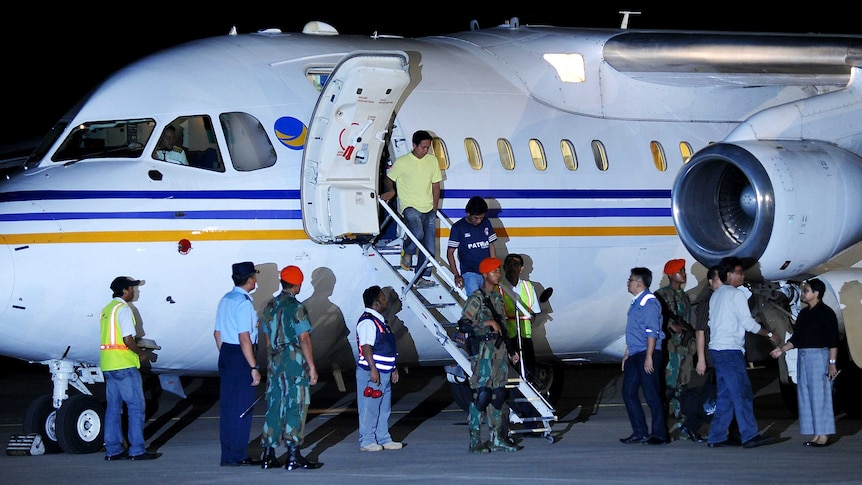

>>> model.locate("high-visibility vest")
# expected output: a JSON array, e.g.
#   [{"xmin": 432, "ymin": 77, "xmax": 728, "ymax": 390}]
[
  {"xmin": 502, "ymin": 281, "xmax": 536, "ymax": 339},
  {"xmin": 99, "ymin": 299, "xmax": 139, "ymax": 371}
]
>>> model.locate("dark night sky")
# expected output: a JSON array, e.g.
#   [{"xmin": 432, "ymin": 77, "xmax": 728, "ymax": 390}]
[{"xmin": 2, "ymin": 5, "xmax": 856, "ymax": 149}]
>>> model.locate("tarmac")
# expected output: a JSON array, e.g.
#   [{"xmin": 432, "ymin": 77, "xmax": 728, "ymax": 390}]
[{"xmin": 2, "ymin": 358, "xmax": 861, "ymax": 485}]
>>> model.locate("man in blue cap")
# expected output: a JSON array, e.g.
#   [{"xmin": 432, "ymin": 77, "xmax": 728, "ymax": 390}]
[{"xmin": 214, "ymin": 261, "xmax": 263, "ymax": 466}]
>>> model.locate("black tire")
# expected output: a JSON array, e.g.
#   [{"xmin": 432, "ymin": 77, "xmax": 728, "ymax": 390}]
[
  {"xmin": 448, "ymin": 379, "xmax": 472, "ymax": 412},
  {"xmin": 533, "ymin": 362, "xmax": 565, "ymax": 404},
  {"xmin": 55, "ymin": 394, "xmax": 105, "ymax": 454},
  {"xmin": 22, "ymin": 395, "xmax": 62, "ymax": 454}
]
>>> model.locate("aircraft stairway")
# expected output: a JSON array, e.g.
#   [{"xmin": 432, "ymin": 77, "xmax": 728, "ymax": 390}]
[{"xmin": 366, "ymin": 199, "xmax": 557, "ymax": 442}]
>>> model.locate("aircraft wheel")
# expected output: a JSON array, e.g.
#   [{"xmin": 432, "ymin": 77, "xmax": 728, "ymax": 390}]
[
  {"xmin": 447, "ymin": 377, "xmax": 472, "ymax": 412},
  {"xmin": 533, "ymin": 362, "xmax": 565, "ymax": 404},
  {"xmin": 55, "ymin": 394, "xmax": 105, "ymax": 454},
  {"xmin": 22, "ymin": 395, "xmax": 62, "ymax": 454}
]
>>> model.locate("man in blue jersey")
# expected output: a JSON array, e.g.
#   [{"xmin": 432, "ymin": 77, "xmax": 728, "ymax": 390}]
[{"xmin": 447, "ymin": 196, "xmax": 497, "ymax": 296}]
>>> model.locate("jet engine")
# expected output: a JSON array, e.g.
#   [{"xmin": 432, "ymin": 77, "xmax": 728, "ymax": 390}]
[{"xmin": 672, "ymin": 140, "xmax": 862, "ymax": 281}]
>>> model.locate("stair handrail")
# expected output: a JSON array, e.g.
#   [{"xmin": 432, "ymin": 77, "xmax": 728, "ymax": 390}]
[{"xmin": 377, "ymin": 197, "xmax": 467, "ymax": 300}]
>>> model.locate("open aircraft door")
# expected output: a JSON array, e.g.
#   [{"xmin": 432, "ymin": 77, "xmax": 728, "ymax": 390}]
[{"xmin": 301, "ymin": 51, "xmax": 411, "ymax": 244}]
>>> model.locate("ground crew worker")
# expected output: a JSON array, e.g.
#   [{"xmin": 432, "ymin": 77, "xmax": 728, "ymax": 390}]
[{"xmin": 101, "ymin": 276, "xmax": 160, "ymax": 461}]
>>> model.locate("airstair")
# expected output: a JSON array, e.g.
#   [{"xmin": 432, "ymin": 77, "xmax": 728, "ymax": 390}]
[{"xmin": 366, "ymin": 198, "xmax": 557, "ymax": 442}]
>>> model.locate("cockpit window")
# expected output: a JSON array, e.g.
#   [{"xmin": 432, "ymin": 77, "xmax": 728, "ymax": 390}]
[
  {"xmin": 219, "ymin": 112, "xmax": 276, "ymax": 172},
  {"xmin": 53, "ymin": 119, "xmax": 155, "ymax": 162},
  {"xmin": 154, "ymin": 115, "xmax": 225, "ymax": 171}
]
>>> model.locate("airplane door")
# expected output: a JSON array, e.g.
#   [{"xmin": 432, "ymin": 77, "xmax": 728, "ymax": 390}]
[{"xmin": 302, "ymin": 51, "xmax": 411, "ymax": 244}]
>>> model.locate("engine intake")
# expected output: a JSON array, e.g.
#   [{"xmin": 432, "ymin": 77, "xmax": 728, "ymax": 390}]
[{"xmin": 672, "ymin": 140, "xmax": 862, "ymax": 280}]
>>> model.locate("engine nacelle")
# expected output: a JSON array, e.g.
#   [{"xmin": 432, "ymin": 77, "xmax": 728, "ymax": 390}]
[{"xmin": 672, "ymin": 140, "xmax": 862, "ymax": 280}]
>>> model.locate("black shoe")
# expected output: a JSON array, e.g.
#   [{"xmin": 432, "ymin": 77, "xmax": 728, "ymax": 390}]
[
  {"xmin": 237, "ymin": 456, "xmax": 263, "ymax": 465},
  {"xmin": 708, "ymin": 440, "xmax": 734, "ymax": 448},
  {"xmin": 129, "ymin": 452, "xmax": 161, "ymax": 460},
  {"xmin": 680, "ymin": 426, "xmax": 706, "ymax": 443},
  {"xmin": 742, "ymin": 435, "xmax": 775, "ymax": 449},
  {"xmin": 261, "ymin": 448, "xmax": 282, "ymax": 469},
  {"xmin": 285, "ymin": 445, "xmax": 323, "ymax": 470},
  {"xmin": 646, "ymin": 437, "xmax": 667, "ymax": 445},
  {"xmin": 619, "ymin": 435, "xmax": 647, "ymax": 444},
  {"xmin": 803, "ymin": 441, "xmax": 829, "ymax": 447},
  {"xmin": 105, "ymin": 451, "xmax": 128, "ymax": 461},
  {"xmin": 285, "ymin": 456, "xmax": 323, "ymax": 470}
]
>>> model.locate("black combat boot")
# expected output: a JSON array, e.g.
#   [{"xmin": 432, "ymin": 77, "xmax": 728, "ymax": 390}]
[
  {"xmin": 260, "ymin": 446, "xmax": 282, "ymax": 469},
  {"xmin": 285, "ymin": 444, "xmax": 323, "ymax": 470}
]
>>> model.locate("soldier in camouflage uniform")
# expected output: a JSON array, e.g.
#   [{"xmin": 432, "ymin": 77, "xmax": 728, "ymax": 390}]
[
  {"xmin": 259, "ymin": 266, "xmax": 323, "ymax": 470},
  {"xmin": 461, "ymin": 257, "xmax": 522, "ymax": 454},
  {"xmin": 654, "ymin": 259, "xmax": 695, "ymax": 427}
]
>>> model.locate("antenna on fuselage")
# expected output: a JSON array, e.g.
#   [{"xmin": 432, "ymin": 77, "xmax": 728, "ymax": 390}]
[{"xmin": 619, "ymin": 10, "xmax": 641, "ymax": 29}]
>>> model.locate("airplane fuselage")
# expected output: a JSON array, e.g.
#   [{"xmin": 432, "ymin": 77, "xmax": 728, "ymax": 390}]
[{"xmin": 2, "ymin": 21, "xmax": 862, "ymax": 383}]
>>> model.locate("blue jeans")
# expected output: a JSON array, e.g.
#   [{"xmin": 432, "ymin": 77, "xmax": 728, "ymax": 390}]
[
  {"xmin": 622, "ymin": 350, "xmax": 666, "ymax": 440},
  {"xmin": 709, "ymin": 349, "xmax": 759, "ymax": 444},
  {"xmin": 356, "ymin": 367, "xmax": 393, "ymax": 448},
  {"xmin": 463, "ymin": 272, "xmax": 483, "ymax": 297},
  {"xmin": 104, "ymin": 367, "xmax": 146, "ymax": 456},
  {"xmin": 403, "ymin": 207, "xmax": 436, "ymax": 277}
]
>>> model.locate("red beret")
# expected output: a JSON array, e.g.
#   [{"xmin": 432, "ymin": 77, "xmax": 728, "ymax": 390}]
[
  {"xmin": 479, "ymin": 257, "xmax": 502, "ymax": 274},
  {"xmin": 663, "ymin": 259, "xmax": 686, "ymax": 275},
  {"xmin": 280, "ymin": 265, "xmax": 304, "ymax": 285}
]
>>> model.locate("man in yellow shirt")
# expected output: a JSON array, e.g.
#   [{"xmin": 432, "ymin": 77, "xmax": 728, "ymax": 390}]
[{"xmin": 381, "ymin": 130, "xmax": 442, "ymax": 288}]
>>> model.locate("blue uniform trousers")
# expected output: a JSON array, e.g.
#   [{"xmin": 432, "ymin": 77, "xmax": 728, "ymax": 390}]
[{"xmin": 218, "ymin": 343, "xmax": 256, "ymax": 464}]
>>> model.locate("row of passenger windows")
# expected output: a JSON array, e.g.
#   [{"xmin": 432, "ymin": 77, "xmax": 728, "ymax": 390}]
[{"xmin": 429, "ymin": 137, "xmax": 696, "ymax": 172}]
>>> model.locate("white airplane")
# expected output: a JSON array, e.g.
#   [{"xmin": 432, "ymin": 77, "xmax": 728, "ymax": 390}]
[{"xmin": 3, "ymin": 16, "xmax": 862, "ymax": 454}]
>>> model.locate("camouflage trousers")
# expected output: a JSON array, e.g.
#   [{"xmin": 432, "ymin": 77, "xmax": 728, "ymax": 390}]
[
  {"xmin": 665, "ymin": 332, "xmax": 695, "ymax": 419},
  {"xmin": 469, "ymin": 338, "xmax": 509, "ymax": 390},
  {"xmin": 260, "ymin": 362, "xmax": 310, "ymax": 448}
]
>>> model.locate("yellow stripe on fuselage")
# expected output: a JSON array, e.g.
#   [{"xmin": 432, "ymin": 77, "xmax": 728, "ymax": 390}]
[{"xmin": 1, "ymin": 225, "xmax": 677, "ymax": 245}]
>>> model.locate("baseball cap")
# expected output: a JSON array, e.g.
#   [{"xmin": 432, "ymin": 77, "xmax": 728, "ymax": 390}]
[{"xmin": 110, "ymin": 276, "xmax": 141, "ymax": 294}]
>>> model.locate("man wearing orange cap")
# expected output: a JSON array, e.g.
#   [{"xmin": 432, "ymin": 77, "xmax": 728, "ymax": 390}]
[
  {"xmin": 460, "ymin": 257, "xmax": 521, "ymax": 453},
  {"xmin": 654, "ymin": 258, "xmax": 696, "ymax": 433},
  {"xmin": 259, "ymin": 266, "xmax": 323, "ymax": 471}
]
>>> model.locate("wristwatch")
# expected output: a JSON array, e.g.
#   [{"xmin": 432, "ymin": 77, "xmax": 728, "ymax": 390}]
[{"xmin": 251, "ymin": 364, "xmax": 260, "ymax": 370}]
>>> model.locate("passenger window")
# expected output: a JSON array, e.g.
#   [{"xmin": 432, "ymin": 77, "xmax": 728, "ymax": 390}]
[
  {"xmin": 591, "ymin": 140, "xmax": 608, "ymax": 171},
  {"xmin": 650, "ymin": 141, "xmax": 667, "ymax": 172},
  {"xmin": 561, "ymin": 139, "xmax": 578, "ymax": 171},
  {"xmin": 497, "ymin": 138, "xmax": 514, "ymax": 170},
  {"xmin": 679, "ymin": 142, "xmax": 693, "ymax": 164},
  {"xmin": 431, "ymin": 137, "xmax": 449, "ymax": 170},
  {"xmin": 464, "ymin": 138, "xmax": 482, "ymax": 170},
  {"xmin": 529, "ymin": 139, "xmax": 547, "ymax": 171},
  {"xmin": 220, "ymin": 112, "xmax": 276, "ymax": 172}
]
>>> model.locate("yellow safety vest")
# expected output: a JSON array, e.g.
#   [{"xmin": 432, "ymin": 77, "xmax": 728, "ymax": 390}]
[
  {"xmin": 502, "ymin": 281, "xmax": 535, "ymax": 339},
  {"xmin": 99, "ymin": 299, "xmax": 140, "ymax": 371}
]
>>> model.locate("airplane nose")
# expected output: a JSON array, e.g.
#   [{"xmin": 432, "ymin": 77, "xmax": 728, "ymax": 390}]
[{"xmin": 0, "ymin": 241, "xmax": 11, "ymax": 318}]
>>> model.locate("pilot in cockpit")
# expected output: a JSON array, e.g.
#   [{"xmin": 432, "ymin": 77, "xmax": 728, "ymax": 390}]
[{"xmin": 154, "ymin": 125, "xmax": 189, "ymax": 165}]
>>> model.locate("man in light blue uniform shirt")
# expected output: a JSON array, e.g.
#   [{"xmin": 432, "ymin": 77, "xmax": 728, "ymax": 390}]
[{"xmin": 213, "ymin": 261, "xmax": 262, "ymax": 466}]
